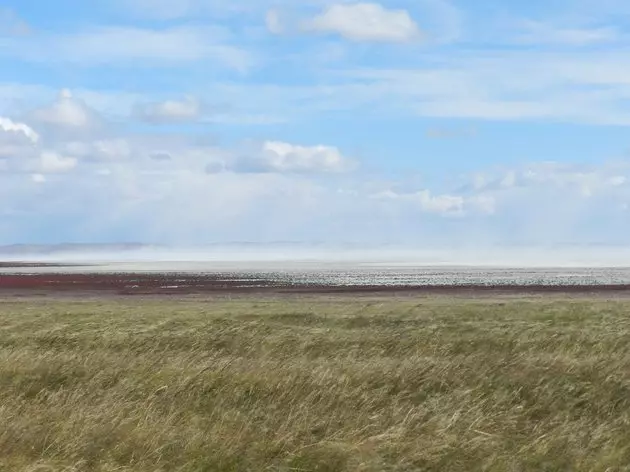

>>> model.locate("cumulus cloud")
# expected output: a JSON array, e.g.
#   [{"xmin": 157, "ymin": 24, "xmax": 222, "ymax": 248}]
[
  {"xmin": 415, "ymin": 190, "xmax": 464, "ymax": 214},
  {"xmin": 0, "ymin": 95, "xmax": 355, "ymax": 178},
  {"xmin": 3, "ymin": 88, "xmax": 630, "ymax": 246},
  {"xmin": 0, "ymin": 117, "xmax": 39, "ymax": 143},
  {"xmin": 0, "ymin": 117, "xmax": 40, "ymax": 163},
  {"xmin": 303, "ymin": 3, "xmax": 421, "ymax": 42},
  {"xmin": 608, "ymin": 175, "xmax": 627, "ymax": 186},
  {"xmin": 31, "ymin": 89, "xmax": 99, "ymax": 129},
  {"xmin": 227, "ymin": 141, "xmax": 354, "ymax": 174},
  {"xmin": 6, "ymin": 0, "xmax": 630, "ymax": 247},
  {"xmin": 468, "ymin": 162, "xmax": 630, "ymax": 197},
  {"xmin": 372, "ymin": 188, "xmax": 493, "ymax": 216},
  {"xmin": 38, "ymin": 151, "xmax": 78, "ymax": 173},
  {"xmin": 62, "ymin": 139, "xmax": 133, "ymax": 162},
  {"xmin": 2, "ymin": 146, "xmax": 630, "ymax": 245},
  {"xmin": 445, "ymin": 161, "xmax": 630, "ymax": 243},
  {"xmin": 134, "ymin": 96, "xmax": 202, "ymax": 124}
]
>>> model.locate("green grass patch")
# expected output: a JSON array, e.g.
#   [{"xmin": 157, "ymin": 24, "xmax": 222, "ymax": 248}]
[{"xmin": 0, "ymin": 296, "xmax": 629, "ymax": 471}]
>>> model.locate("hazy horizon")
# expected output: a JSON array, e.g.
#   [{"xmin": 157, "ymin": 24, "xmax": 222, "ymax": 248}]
[{"xmin": 5, "ymin": 243, "xmax": 630, "ymax": 269}]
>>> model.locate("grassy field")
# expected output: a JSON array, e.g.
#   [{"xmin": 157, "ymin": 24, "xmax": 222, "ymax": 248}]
[{"xmin": 1, "ymin": 295, "xmax": 630, "ymax": 471}]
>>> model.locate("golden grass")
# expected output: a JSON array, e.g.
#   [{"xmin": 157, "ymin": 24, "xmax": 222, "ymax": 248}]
[{"xmin": 1, "ymin": 295, "xmax": 630, "ymax": 471}]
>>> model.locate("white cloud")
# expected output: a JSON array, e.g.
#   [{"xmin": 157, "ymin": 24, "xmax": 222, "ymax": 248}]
[
  {"xmin": 0, "ymin": 118, "xmax": 40, "ymax": 172},
  {"xmin": 3, "ymin": 82, "xmax": 630, "ymax": 245},
  {"xmin": 31, "ymin": 173, "xmax": 46, "ymax": 183},
  {"xmin": 1, "ymin": 93, "xmax": 354, "ymax": 178},
  {"xmin": 39, "ymin": 151, "xmax": 78, "ymax": 173},
  {"xmin": 134, "ymin": 96, "xmax": 202, "ymax": 124},
  {"xmin": 231, "ymin": 141, "xmax": 354, "ymax": 173},
  {"xmin": 0, "ymin": 142, "xmax": 34, "ymax": 160},
  {"xmin": 415, "ymin": 190, "xmax": 464, "ymax": 214},
  {"xmin": 464, "ymin": 162, "xmax": 630, "ymax": 204},
  {"xmin": 469, "ymin": 195, "xmax": 496, "ymax": 214},
  {"xmin": 0, "ymin": 117, "xmax": 39, "ymax": 162},
  {"xmin": 372, "ymin": 188, "xmax": 486, "ymax": 215},
  {"xmin": 199, "ymin": 141, "xmax": 355, "ymax": 174},
  {"xmin": 500, "ymin": 171, "xmax": 517, "ymax": 189},
  {"xmin": 0, "ymin": 116, "xmax": 39, "ymax": 142},
  {"xmin": 513, "ymin": 20, "xmax": 620, "ymax": 45},
  {"xmin": 0, "ymin": 26, "xmax": 251, "ymax": 71},
  {"xmin": 0, "ymin": 83, "xmax": 143, "ymax": 120},
  {"xmin": 304, "ymin": 3, "xmax": 421, "ymax": 42},
  {"xmin": 63, "ymin": 139, "xmax": 133, "ymax": 161},
  {"xmin": 2, "ymin": 139, "xmax": 630, "ymax": 244},
  {"xmin": 0, "ymin": 99, "xmax": 354, "ymax": 177},
  {"xmin": 31, "ymin": 90, "xmax": 99, "ymax": 129},
  {"xmin": 5, "ymin": 1, "xmax": 630, "ymax": 246},
  {"xmin": 322, "ymin": 51, "xmax": 630, "ymax": 124},
  {"xmin": 609, "ymin": 175, "xmax": 627, "ymax": 186},
  {"xmin": 12, "ymin": 43, "xmax": 630, "ymax": 128},
  {"xmin": 139, "ymin": 39, "xmax": 630, "ymax": 126}
]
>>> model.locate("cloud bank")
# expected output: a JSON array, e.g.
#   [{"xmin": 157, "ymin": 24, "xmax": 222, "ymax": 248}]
[{"xmin": 2, "ymin": 0, "xmax": 630, "ymax": 247}]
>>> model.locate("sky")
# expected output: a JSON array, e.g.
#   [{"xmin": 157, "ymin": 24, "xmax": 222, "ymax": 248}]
[{"xmin": 1, "ymin": 0, "xmax": 630, "ymax": 246}]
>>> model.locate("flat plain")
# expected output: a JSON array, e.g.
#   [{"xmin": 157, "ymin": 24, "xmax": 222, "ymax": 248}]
[{"xmin": 2, "ymin": 295, "xmax": 630, "ymax": 471}]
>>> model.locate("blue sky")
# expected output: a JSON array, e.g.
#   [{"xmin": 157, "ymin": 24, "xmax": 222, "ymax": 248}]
[{"xmin": 1, "ymin": 0, "xmax": 630, "ymax": 245}]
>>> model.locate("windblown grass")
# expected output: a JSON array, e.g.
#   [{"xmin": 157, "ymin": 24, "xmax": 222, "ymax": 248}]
[{"xmin": 1, "ymin": 296, "xmax": 630, "ymax": 471}]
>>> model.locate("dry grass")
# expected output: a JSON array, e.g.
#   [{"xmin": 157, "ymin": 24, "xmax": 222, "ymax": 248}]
[{"xmin": 1, "ymin": 295, "xmax": 630, "ymax": 471}]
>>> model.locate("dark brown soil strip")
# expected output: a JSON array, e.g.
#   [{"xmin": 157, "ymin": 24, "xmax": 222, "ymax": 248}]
[{"xmin": 1, "ymin": 272, "xmax": 630, "ymax": 297}]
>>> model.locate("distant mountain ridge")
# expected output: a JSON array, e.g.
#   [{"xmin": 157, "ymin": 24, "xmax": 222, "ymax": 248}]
[
  {"xmin": 0, "ymin": 241, "xmax": 628, "ymax": 256},
  {"xmin": 0, "ymin": 243, "xmax": 158, "ymax": 255},
  {"xmin": 2, "ymin": 241, "xmax": 628, "ymax": 257},
  {"xmin": 0, "ymin": 242, "xmax": 351, "ymax": 256}
]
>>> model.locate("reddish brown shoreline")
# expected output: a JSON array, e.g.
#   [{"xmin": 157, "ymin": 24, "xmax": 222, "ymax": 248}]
[
  {"xmin": 1, "ymin": 272, "xmax": 630, "ymax": 297},
  {"xmin": 0, "ymin": 263, "xmax": 86, "ymax": 268}
]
